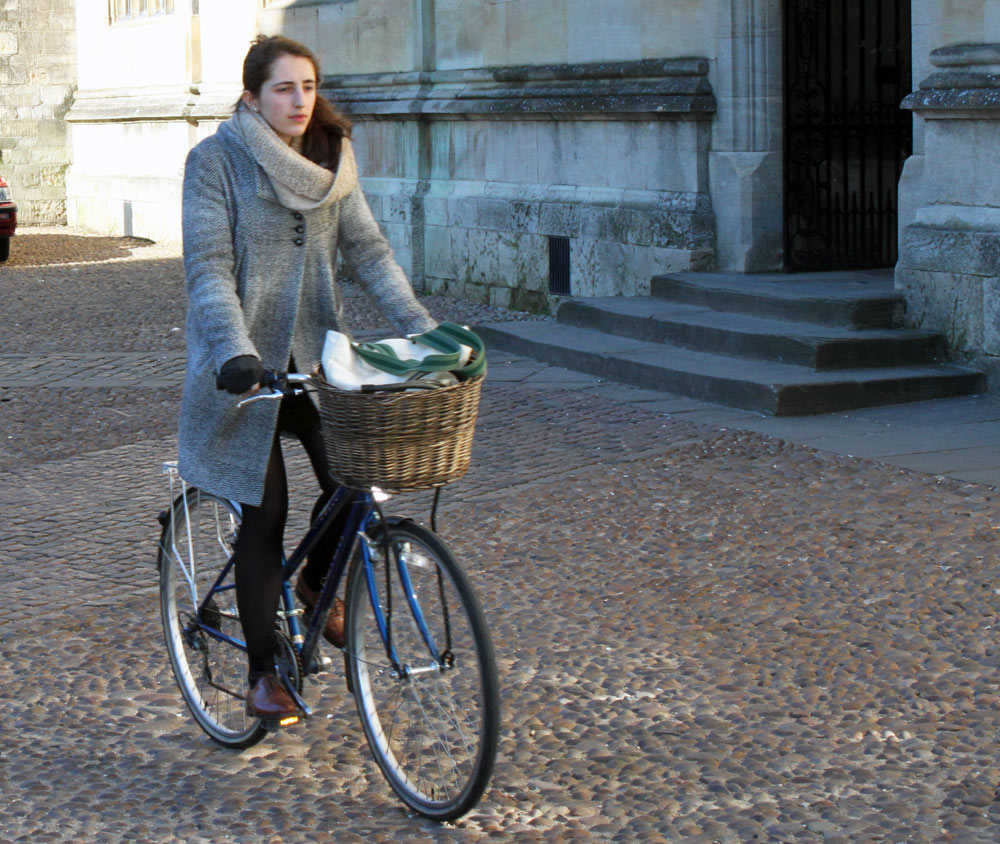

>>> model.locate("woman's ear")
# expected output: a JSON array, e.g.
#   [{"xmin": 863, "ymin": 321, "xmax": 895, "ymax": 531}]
[{"xmin": 240, "ymin": 91, "xmax": 258, "ymax": 112}]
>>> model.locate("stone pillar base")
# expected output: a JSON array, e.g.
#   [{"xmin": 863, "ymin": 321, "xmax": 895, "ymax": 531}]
[
  {"xmin": 709, "ymin": 150, "xmax": 783, "ymax": 272},
  {"xmin": 898, "ymin": 43, "xmax": 1000, "ymax": 385}
]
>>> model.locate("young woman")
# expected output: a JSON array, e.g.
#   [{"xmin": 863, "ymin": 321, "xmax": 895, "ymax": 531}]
[{"xmin": 178, "ymin": 35, "xmax": 436, "ymax": 719}]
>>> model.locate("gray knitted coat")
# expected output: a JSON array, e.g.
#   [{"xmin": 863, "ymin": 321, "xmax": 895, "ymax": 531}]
[{"xmin": 178, "ymin": 121, "xmax": 436, "ymax": 506}]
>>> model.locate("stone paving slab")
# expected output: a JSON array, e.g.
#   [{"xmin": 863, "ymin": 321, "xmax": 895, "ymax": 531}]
[
  {"xmin": 734, "ymin": 413, "xmax": 890, "ymax": 440},
  {"xmin": 787, "ymin": 424, "xmax": 1000, "ymax": 460},
  {"xmin": 841, "ymin": 394, "xmax": 1000, "ymax": 427},
  {"xmin": 944, "ymin": 468, "xmax": 1000, "ymax": 486},
  {"xmin": 878, "ymin": 447, "xmax": 1000, "ymax": 475}
]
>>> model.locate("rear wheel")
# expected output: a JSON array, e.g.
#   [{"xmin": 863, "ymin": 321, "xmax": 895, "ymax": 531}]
[
  {"xmin": 345, "ymin": 520, "xmax": 500, "ymax": 820},
  {"xmin": 0, "ymin": 237, "xmax": 9, "ymax": 262},
  {"xmin": 158, "ymin": 489, "xmax": 302, "ymax": 747}
]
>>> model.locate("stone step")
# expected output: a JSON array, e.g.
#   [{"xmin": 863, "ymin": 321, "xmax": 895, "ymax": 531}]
[
  {"xmin": 652, "ymin": 270, "xmax": 904, "ymax": 328},
  {"xmin": 556, "ymin": 297, "xmax": 945, "ymax": 370},
  {"xmin": 475, "ymin": 320, "xmax": 984, "ymax": 416}
]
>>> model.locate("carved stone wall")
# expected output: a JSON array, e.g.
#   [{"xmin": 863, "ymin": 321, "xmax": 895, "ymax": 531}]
[
  {"xmin": 0, "ymin": 0, "xmax": 76, "ymax": 224},
  {"xmin": 335, "ymin": 60, "xmax": 717, "ymax": 309}
]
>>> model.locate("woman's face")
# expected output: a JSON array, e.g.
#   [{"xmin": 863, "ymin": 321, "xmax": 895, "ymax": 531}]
[{"xmin": 243, "ymin": 53, "xmax": 317, "ymax": 144}]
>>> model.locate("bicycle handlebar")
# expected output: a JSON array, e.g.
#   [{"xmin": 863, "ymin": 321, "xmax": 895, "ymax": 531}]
[
  {"xmin": 235, "ymin": 371, "xmax": 311, "ymax": 407},
  {"xmin": 264, "ymin": 371, "xmax": 311, "ymax": 389},
  {"xmin": 235, "ymin": 370, "xmax": 444, "ymax": 408}
]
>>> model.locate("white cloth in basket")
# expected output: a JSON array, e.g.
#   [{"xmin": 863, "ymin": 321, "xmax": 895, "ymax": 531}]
[{"xmin": 321, "ymin": 330, "xmax": 472, "ymax": 391}]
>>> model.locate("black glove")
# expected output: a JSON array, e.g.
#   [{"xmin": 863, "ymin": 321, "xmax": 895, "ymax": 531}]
[{"xmin": 216, "ymin": 355, "xmax": 264, "ymax": 394}]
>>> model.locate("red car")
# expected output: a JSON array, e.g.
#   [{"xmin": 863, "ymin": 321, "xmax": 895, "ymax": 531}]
[{"xmin": 0, "ymin": 175, "xmax": 16, "ymax": 261}]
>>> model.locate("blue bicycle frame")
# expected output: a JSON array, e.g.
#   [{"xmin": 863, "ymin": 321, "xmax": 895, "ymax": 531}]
[{"xmin": 188, "ymin": 483, "xmax": 448, "ymax": 701}]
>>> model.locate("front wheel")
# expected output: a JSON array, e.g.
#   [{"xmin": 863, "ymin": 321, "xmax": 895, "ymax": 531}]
[{"xmin": 345, "ymin": 520, "xmax": 500, "ymax": 821}]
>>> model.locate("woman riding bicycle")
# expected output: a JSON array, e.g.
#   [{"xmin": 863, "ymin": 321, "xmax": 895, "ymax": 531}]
[{"xmin": 178, "ymin": 35, "xmax": 436, "ymax": 721}]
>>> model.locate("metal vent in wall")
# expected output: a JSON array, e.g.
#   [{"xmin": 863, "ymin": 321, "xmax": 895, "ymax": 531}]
[{"xmin": 548, "ymin": 236, "xmax": 571, "ymax": 295}]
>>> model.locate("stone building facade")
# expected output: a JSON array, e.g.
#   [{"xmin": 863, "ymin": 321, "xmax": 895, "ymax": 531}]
[
  {"xmin": 5, "ymin": 1, "xmax": 999, "ymax": 383},
  {"xmin": 62, "ymin": 0, "xmax": 729, "ymax": 310},
  {"xmin": 0, "ymin": 0, "xmax": 76, "ymax": 224}
]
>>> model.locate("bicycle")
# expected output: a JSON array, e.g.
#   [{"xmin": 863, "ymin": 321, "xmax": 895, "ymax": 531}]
[{"xmin": 157, "ymin": 372, "xmax": 500, "ymax": 821}]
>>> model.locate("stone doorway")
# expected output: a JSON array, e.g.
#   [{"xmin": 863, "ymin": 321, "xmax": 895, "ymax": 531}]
[{"xmin": 782, "ymin": 0, "xmax": 912, "ymax": 271}]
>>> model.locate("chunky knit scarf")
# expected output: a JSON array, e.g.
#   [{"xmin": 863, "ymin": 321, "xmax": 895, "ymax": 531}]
[{"xmin": 230, "ymin": 102, "xmax": 357, "ymax": 211}]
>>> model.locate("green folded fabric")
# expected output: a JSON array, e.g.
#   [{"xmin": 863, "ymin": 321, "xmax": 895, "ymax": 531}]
[{"xmin": 353, "ymin": 322, "xmax": 487, "ymax": 379}]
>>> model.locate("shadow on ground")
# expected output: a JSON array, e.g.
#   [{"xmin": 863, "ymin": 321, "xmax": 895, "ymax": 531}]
[{"xmin": 4, "ymin": 233, "xmax": 157, "ymax": 266}]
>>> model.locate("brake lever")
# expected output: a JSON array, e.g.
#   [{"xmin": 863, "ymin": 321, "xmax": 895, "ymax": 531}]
[
  {"xmin": 237, "ymin": 388, "xmax": 286, "ymax": 408},
  {"xmin": 235, "ymin": 372, "xmax": 311, "ymax": 408}
]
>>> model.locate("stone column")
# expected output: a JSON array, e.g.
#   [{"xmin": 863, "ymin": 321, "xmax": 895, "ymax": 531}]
[
  {"xmin": 0, "ymin": 0, "xmax": 76, "ymax": 224},
  {"xmin": 896, "ymin": 42, "xmax": 1000, "ymax": 383},
  {"xmin": 709, "ymin": 0, "xmax": 784, "ymax": 272}
]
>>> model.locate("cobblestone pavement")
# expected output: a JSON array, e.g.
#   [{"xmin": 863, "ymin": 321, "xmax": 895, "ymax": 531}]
[{"xmin": 2, "ymin": 229, "xmax": 1000, "ymax": 843}]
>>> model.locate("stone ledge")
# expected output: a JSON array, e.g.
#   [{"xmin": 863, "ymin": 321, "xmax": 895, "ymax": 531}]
[
  {"xmin": 904, "ymin": 71, "xmax": 1000, "ymax": 113},
  {"xmin": 65, "ymin": 61, "xmax": 715, "ymax": 124},
  {"xmin": 326, "ymin": 59, "xmax": 716, "ymax": 119},
  {"xmin": 930, "ymin": 43, "xmax": 1000, "ymax": 68},
  {"xmin": 65, "ymin": 86, "xmax": 237, "ymax": 124},
  {"xmin": 916, "ymin": 204, "xmax": 1000, "ymax": 233}
]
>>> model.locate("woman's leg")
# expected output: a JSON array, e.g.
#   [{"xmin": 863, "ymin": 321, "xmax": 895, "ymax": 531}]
[
  {"xmin": 278, "ymin": 394, "xmax": 350, "ymax": 592},
  {"xmin": 233, "ymin": 433, "xmax": 289, "ymax": 682}
]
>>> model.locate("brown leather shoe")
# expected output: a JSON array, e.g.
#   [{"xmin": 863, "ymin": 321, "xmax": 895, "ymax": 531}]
[
  {"xmin": 295, "ymin": 574, "xmax": 345, "ymax": 648},
  {"xmin": 245, "ymin": 674, "xmax": 298, "ymax": 721}
]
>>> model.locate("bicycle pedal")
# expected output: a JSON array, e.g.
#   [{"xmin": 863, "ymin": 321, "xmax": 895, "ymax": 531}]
[
  {"xmin": 306, "ymin": 653, "xmax": 333, "ymax": 675},
  {"xmin": 280, "ymin": 681, "xmax": 313, "ymax": 719}
]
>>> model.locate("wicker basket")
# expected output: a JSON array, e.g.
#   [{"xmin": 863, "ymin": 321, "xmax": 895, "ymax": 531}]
[{"xmin": 314, "ymin": 374, "xmax": 484, "ymax": 492}]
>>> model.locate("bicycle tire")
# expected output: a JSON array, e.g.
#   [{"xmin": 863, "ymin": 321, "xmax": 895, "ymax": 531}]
[
  {"xmin": 158, "ymin": 489, "xmax": 302, "ymax": 747},
  {"xmin": 344, "ymin": 519, "xmax": 500, "ymax": 821}
]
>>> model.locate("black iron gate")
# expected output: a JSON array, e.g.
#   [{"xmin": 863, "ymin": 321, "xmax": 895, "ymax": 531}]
[{"xmin": 783, "ymin": 0, "xmax": 912, "ymax": 271}]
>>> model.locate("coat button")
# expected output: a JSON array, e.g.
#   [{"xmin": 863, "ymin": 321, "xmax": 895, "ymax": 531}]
[
  {"xmin": 293, "ymin": 212, "xmax": 303, "ymax": 220},
  {"xmin": 294, "ymin": 237, "xmax": 304, "ymax": 246},
  {"xmin": 294, "ymin": 225, "xmax": 305, "ymax": 233}
]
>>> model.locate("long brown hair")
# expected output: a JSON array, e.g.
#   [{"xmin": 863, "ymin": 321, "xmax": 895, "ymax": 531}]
[{"xmin": 241, "ymin": 35, "xmax": 352, "ymax": 170}]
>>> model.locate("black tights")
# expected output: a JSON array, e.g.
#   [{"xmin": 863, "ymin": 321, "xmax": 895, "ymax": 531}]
[{"xmin": 232, "ymin": 394, "xmax": 350, "ymax": 681}]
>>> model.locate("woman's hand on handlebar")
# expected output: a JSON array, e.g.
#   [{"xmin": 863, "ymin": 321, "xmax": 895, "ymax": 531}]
[{"xmin": 216, "ymin": 355, "xmax": 264, "ymax": 395}]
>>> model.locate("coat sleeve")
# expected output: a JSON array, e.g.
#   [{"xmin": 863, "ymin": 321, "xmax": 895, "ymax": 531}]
[
  {"xmin": 336, "ymin": 184, "xmax": 437, "ymax": 337},
  {"xmin": 182, "ymin": 141, "xmax": 259, "ymax": 370}
]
